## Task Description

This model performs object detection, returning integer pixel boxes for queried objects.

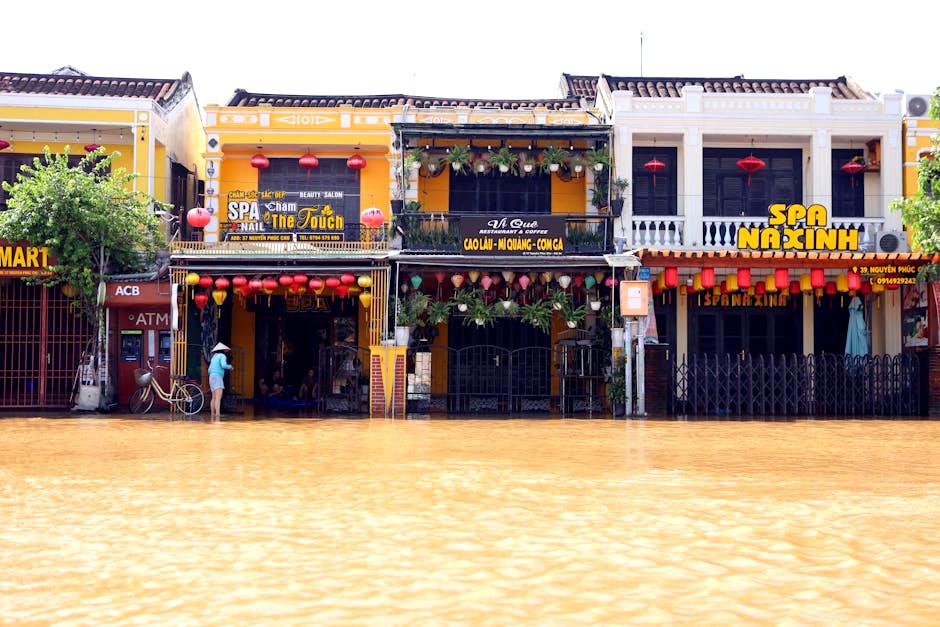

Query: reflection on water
[1,417,939,624]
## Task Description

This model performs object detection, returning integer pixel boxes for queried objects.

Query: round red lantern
[278,274,294,287]
[84,143,101,153]
[860,281,872,296]
[336,284,349,298]
[347,153,366,170]
[198,276,213,289]
[250,154,270,169]
[774,268,789,288]
[644,158,666,187]
[847,271,861,292]
[701,267,716,289]
[0,140,10,151]
[811,268,825,289]
[664,267,679,289]
[214,277,230,290]
[193,292,209,310]
[736,155,766,187]
[293,274,308,287]
[340,273,356,285]
[755,282,766,295]
[789,280,801,295]
[825,281,837,296]
[736,267,751,289]
[248,278,263,293]
[299,152,320,175]
[325,277,341,289]
[309,278,324,291]
[232,275,248,289]
[186,207,211,229]
[262,277,278,292]
[360,207,385,228]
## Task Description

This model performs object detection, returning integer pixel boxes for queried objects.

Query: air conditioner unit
[907,95,931,118]
[875,230,910,253]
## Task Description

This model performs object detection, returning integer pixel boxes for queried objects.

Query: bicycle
[129,359,205,416]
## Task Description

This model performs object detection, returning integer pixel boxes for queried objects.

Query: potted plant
[450,288,477,313]
[589,293,602,311]
[473,152,492,174]
[463,297,496,327]
[405,148,423,172]
[518,152,535,174]
[521,300,552,334]
[396,291,429,346]
[569,154,586,175]
[423,154,442,175]
[491,147,518,174]
[540,146,570,173]
[497,299,519,316]
[562,300,587,329]
[426,299,453,326]
[611,177,629,217]
[446,145,473,173]
[549,289,570,311]
[591,177,610,211]
[585,147,610,172]
[607,355,627,417]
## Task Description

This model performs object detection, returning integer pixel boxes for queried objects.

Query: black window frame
[258,157,361,223]
[688,304,803,356]
[831,148,865,218]
[703,148,802,217]
[1,153,84,211]
[448,168,551,214]
[632,147,678,216]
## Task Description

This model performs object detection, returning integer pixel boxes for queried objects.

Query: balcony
[398,213,612,255]
[170,223,388,257]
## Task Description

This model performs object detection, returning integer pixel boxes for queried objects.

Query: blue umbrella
[845,296,869,357]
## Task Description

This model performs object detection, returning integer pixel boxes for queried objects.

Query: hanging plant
[562,300,587,329]
[521,301,552,334]
[549,290,570,311]
[463,297,496,327]
[540,146,570,173]
[569,154,586,176]
[497,300,519,317]
[491,147,518,174]
[404,148,424,172]
[396,291,430,328]
[472,152,493,175]
[517,152,536,175]
[445,145,473,174]
[450,288,478,313]
[585,147,611,172]
[426,299,453,325]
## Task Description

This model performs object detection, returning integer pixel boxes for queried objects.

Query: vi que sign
[737,204,859,251]
[461,216,565,256]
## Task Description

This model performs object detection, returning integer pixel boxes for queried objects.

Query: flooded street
[1,417,939,624]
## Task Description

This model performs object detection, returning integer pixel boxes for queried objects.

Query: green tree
[0,147,166,321]
[892,87,940,280]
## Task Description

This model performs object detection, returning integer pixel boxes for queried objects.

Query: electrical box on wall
[620,280,650,317]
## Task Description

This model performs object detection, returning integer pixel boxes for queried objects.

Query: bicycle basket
[133,369,153,387]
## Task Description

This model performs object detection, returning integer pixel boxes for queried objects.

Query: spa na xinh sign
[737,204,859,251]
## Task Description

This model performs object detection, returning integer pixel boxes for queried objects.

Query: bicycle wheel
[129,386,154,414]
[173,383,205,415]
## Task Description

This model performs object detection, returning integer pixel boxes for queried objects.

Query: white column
[810,128,832,210]
[880,124,904,231]
[203,151,222,243]
[802,296,814,355]
[613,124,632,244]
[682,126,703,247]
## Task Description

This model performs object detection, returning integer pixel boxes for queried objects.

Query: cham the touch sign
[225,190,347,242]
[737,204,859,251]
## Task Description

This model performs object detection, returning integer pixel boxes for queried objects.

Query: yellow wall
[551,175,586,214]
[154,144,168,203]
[903,117,940,197]
[231,300,256,398]
[418,171,449,211]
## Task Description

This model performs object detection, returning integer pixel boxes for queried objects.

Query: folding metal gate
[0,281,91,408]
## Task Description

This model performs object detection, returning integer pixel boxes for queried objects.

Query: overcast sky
[5,0,937,106]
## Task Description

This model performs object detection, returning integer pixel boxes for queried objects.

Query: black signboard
[460,215,566,256]
[224,190,346,242]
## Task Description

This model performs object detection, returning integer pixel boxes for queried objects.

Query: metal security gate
[0,281,91,408]
[671,353,922,418]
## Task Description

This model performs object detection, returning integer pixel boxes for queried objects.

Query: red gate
[0,280,91,408]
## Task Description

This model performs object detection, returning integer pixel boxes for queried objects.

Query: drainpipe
[636,317,646,416]
[624,316,633,416]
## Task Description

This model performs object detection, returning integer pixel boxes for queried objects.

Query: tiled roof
[228,89,581,110]
[562,74,872,100]
[0,70,193,108]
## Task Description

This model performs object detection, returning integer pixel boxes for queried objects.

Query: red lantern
[325,277,341,289]
[573,275,584,288]
[248,278,263,293]
[214,277,230,290]
[664,267,679,289]
[84,143,101,153]
[299,152,320,176]
[347,153,366,170]
[736,155,766,187]
[278,274,293,287]
[193,292,209,310]
[309,278,324,291]
[262,277,278,292]
[825,281,837,296]
[232,276,248,289]
[360,207,384,228]
[293,274,308,287]
[336,284,349,298]
[774,268,789,288]
[340,273,356,285]
[250,154,270,169]
[811,268,825,289]
[186,207,211,229]
[643,158,666,187]
[701,267,715,289]
[860,281,872,296]
[198,276,213,289]
[736,267,751,289]
[886,281,899,291]
[435,271,446,285]
[0,140,10,151]
[238,285,252,299]
[720,280,728,294]
[847,271,861,292]
[841,159,865,188]
[755,282,766,296]
[789,280,801,295]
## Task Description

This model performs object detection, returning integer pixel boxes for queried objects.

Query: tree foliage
[892,87,940,280]
[0,147,166,318]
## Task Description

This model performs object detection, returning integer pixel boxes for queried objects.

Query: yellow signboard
[0,242,52,277]
[737,204,859,251]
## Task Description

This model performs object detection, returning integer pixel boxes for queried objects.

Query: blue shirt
[208,352,233,377]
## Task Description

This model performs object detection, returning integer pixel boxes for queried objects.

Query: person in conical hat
[208,343,232,419]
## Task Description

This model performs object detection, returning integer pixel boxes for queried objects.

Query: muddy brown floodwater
[1,417,939,624]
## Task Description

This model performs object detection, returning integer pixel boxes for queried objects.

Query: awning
[634,249,932,269]
[392,253,610,269]
[170,262,387,274]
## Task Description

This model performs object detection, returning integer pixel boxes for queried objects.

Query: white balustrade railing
[702,216,886,250]
[631,215,685,247]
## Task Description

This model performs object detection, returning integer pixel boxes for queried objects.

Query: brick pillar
[644,344,669,416]
[929,347,940,419]
[369,345,408,418]
[370,353,386,417]
[393,353,406,416]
